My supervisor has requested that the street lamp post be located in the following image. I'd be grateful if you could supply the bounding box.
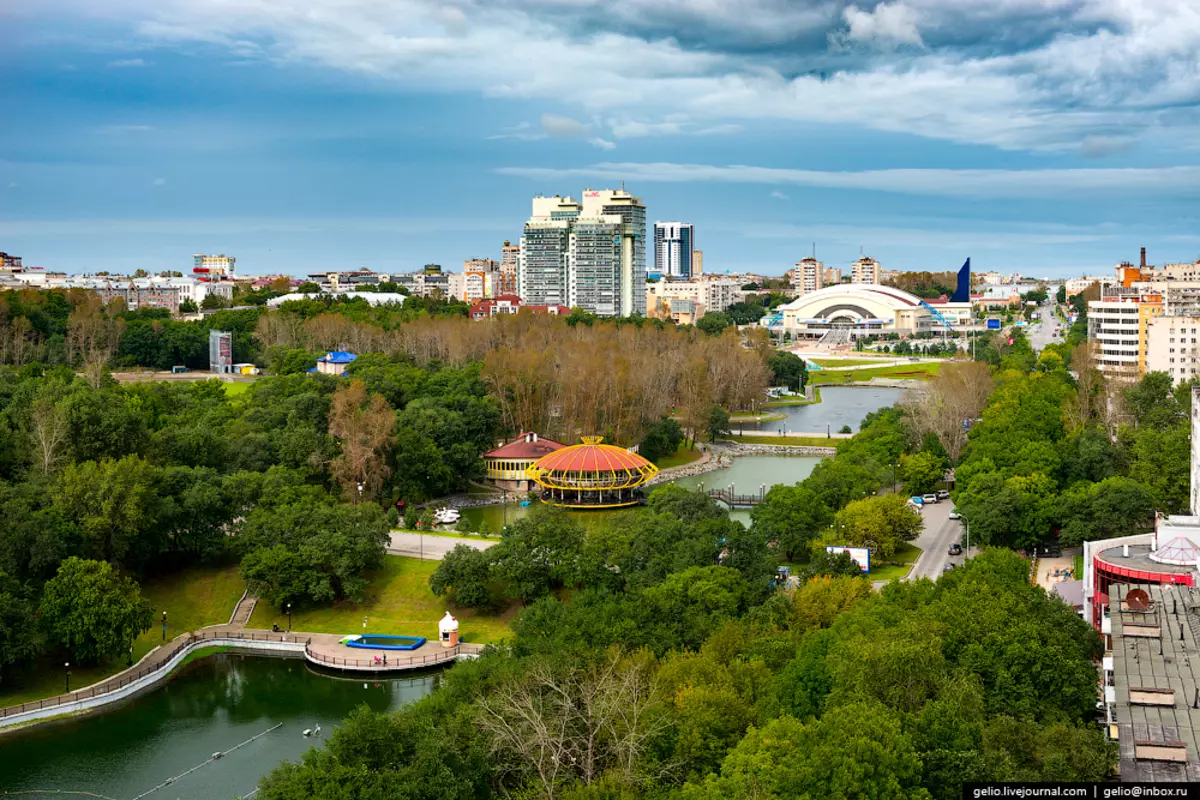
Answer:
[287,602,292,632]
[362,616,367,632]
[162,611,167,641]
[356,482,364,504]
[65,662,71,694]
[891,462,897,494]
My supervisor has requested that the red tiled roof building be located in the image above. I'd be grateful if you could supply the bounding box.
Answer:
[469,295,572,320]
[483,432,566,492]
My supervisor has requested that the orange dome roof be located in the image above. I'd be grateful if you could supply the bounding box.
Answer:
[530,436,655,474]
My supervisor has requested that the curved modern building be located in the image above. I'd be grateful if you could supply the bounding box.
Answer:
[526,436,659,509]
[770,283,972,336]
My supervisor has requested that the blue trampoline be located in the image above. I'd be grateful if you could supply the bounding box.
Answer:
[341,634,426,651]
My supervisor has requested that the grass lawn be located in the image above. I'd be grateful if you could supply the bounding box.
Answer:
[811,361,942,384]
[809,357,888,367]
[248,555,513,646]
[869,543,921,582]
[655,444,704,470]
[0,564,245,709]
[764,387,821,408]
[223,381,253,397]
[728,435,841,448]
[1074,554,1084,578]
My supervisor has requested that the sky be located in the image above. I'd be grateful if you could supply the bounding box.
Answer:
[2,1,1200,278]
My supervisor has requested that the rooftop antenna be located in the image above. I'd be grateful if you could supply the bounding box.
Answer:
[812,242,816,260]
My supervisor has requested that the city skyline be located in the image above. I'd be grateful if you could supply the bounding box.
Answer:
[4,2,1200,276]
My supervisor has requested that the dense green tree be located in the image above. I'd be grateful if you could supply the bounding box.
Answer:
[705,404,731,442]
[899,451,945,495]
[953,471,1056,550]
[38,557,154,664]
[829,494,921,557]
[1126,371,1183,430]
[239,502,389,606]
[1057,477,1156,547]
[766,350,807,392]
[750,484,832,560]
[489,507,585,603]
[429,544,495,610]
[0,571,41,685]
[683,703,931,800]
[696,312,734,336]
[1129,424,1191,512]
[639,417,684,463]
[53,455,161,568]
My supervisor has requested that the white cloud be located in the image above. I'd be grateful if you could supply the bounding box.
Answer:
[841,2,924,48]
[31,0,1200,152]
[588,137,617,150]
[770,190,789,199]
[7,182,16,189]
[107,57,148,67]
[152,177,167,185]
[488,121,545,141]
[496,161,1200,199]
[540,114,588,137]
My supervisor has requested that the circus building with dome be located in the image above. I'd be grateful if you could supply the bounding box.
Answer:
[525,436,659,509]
[1082,386,1200,633]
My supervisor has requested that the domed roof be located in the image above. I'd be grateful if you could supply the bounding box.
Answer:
[530,436,656,474]
[1149,536,1200,566]
[439,611,459,633]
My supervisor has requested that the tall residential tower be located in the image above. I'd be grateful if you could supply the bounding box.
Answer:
[653,222,694,279]
[518,189,646,317]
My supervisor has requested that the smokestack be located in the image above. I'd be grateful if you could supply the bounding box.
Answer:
[1141,247,1147,269]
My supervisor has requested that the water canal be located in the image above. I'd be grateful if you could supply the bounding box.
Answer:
[0,654,438,799]
[737,386,903,433]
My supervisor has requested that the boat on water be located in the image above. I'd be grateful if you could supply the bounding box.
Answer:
[433,507,461,525]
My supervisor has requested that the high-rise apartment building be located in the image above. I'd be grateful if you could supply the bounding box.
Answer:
[790,257,824,296]
[851,256,881,284]
[1146,315,1200,383]
[653,222,694,278]
[462,258,500,303]
[499,240,520,295]
[823,267,843,285]
[693,250,704,276]
[518,189,646,317]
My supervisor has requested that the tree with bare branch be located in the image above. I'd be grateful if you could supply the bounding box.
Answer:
[901,361,994,462]
[328,380,396,502]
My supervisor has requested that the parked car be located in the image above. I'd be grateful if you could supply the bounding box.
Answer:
[943,563,956,572]
[949,509,961,520]
[948,543,963,555]
[936,489,950,500]
[922,493,938,504]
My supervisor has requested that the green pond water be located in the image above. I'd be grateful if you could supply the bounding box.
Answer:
[0,654,438,799]
[460,454,823,531]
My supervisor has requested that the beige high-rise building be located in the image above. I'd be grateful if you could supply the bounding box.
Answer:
[500,241,520,295]
[790,257,824,296]
[823,267,842,284]
[1146,314,1200,384]
[852,256,881,284]
[692,250,703,276]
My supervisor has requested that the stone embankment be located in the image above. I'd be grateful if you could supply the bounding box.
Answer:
[711,441,837,457]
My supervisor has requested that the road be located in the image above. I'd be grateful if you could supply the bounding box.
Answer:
[905,498,976,581]
[387,531,497,560]
[1027,302,1063,352]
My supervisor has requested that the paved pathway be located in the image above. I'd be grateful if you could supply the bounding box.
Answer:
[388,531,498,560]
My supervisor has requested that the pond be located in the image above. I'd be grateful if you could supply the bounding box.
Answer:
[459,454,824,531]
[737,386,904,433]
[0,654,438,799]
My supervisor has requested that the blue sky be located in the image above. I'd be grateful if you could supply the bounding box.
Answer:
[3,0,1200,278]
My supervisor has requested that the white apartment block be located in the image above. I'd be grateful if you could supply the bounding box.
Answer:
[1146,316,1200,384]
[518,190,646,316]
[193,254,236,279]
[646,277,740,320]
[1088,299,1142,378]
[790,257,823,296]
[653,221,694,278]
[851,256,880,284]
[1065,275,1115,294]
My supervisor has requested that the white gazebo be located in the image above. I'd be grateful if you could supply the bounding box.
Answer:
[438,611,460,648]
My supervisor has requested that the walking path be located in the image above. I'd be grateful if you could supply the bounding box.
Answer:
[387,530,498,559]
[2,612,484,729]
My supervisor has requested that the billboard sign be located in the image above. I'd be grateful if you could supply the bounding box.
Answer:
[986,318,1002,330]
[826,545,871,573]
